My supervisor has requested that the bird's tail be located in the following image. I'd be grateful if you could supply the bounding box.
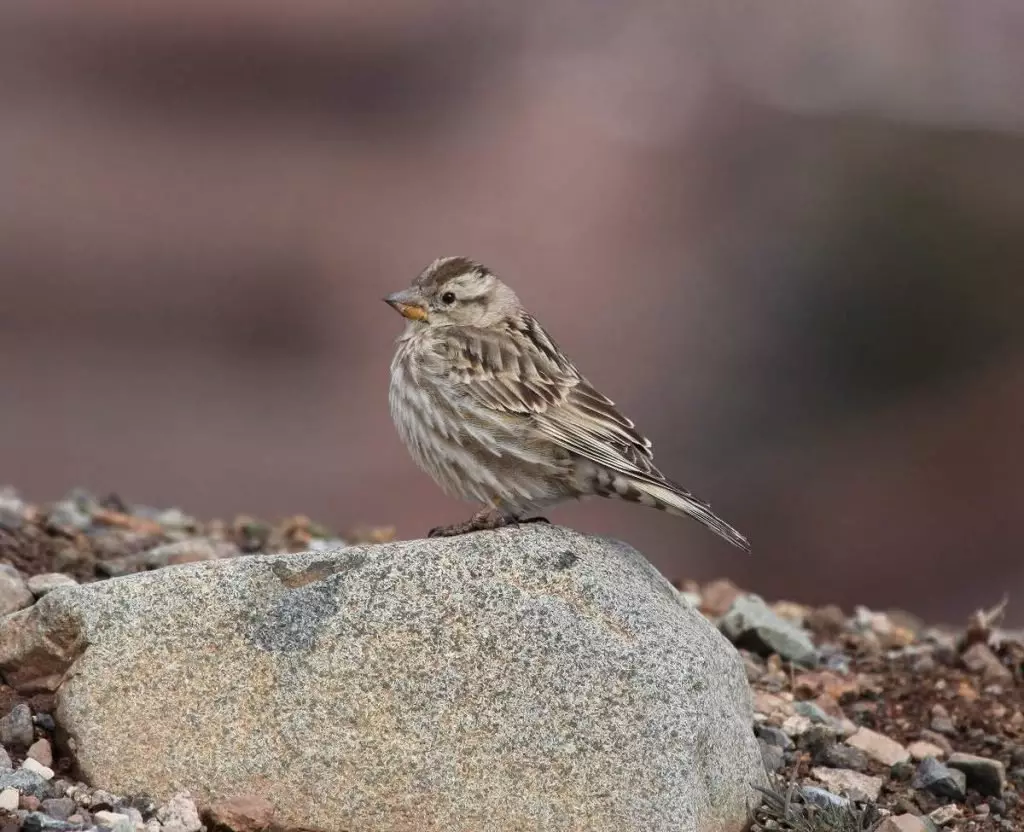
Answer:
[613,475,751,552]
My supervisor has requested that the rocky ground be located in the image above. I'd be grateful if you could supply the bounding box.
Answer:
[674,584,1022,831]
[0,486,1020,831]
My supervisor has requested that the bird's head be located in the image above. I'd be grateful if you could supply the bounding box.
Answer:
[384,256,521,329]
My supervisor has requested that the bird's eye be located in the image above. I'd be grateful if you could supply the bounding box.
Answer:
[441,291,456,305]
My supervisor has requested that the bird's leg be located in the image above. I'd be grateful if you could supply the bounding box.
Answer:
[427,506,516,538]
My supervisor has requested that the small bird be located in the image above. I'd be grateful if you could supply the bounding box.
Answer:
[385,256,750,551]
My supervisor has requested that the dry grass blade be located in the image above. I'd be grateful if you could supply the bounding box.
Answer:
[750,775,881,832]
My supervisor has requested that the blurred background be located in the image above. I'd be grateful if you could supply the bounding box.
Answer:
[2,1,1023,624]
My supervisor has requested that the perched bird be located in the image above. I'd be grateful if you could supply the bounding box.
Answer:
[385,256,750,551]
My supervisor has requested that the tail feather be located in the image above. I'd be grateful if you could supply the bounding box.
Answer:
[604,473,751,552]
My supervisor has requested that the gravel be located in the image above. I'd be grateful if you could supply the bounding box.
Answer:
[912,755,967,800]
[0,486,1021,831]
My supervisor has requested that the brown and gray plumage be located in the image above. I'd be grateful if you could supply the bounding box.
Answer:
[385,256,750,550]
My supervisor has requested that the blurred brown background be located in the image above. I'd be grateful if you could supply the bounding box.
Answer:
[2,1,1023,624]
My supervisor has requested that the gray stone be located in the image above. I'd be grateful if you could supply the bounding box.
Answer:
[0,769,49,799]
[754,724,794,751]
[801,786,850,810]
[813,742,869,772]
[912,756,967,801]
[929,704,956,736]
[154,509,196,530]
[0,489,26,532]
[0,704,34,750]
[25,575,78,599]
[94,810,133,832]
[0,746,11,772]
[20,812,83,832]
[0,525,765,832]
[719,594,819,666]
[41,798,77,821]
[947,752,1006,797]
[758,739,785,772]
[0,566,33,617]
[794,701,833,725]
[44,502,92,534]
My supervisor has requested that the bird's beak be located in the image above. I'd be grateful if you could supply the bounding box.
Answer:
[384,290,428,322]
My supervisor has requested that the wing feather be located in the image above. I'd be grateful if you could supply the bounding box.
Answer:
[439,316,662,485]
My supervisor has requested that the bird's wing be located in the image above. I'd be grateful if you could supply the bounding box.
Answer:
[439,316,661,483]
[439,317,751,551]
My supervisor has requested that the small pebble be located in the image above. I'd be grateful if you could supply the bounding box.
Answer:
[89,789,119,809]
[21,811,82,832]
[157,792,201,832]
[122,806,145,828]
[912,756,967,801]
[758,740,785,772]
[813,742,869,772]
[25,574,78,598]
[801,785,850,809]
[20,758,53,781]
[810,766,883,801]
[94,810,132,830]
[919,729,954,756]
[929,804,962,826]
[793,700,833,724]
[0,565,33,616]
[845,726,910,766]
[206,794,276,832]
[947,751,1006,797]
[26,739,52,768]
[908,740,946,761]
[0,787,17,811]
[0,704,34,750]
[40,798,76,821]
[875,815,931,832]
[781,715,813,738]
[930,704,957,736]
[987,796,1007,816]
[754,724,793,750]
[961,642,1013,683]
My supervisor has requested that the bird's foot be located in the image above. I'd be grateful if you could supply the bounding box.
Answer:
[428,508,515,538]
[519,516,551,525]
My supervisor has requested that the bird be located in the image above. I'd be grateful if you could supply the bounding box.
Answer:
[384,256,750,551]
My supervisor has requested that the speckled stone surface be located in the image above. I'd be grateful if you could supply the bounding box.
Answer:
[0,524,765,832]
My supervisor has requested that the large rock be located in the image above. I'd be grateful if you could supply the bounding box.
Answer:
[0,525,764,832]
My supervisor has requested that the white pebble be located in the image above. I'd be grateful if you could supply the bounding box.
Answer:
[21,756,54,779]
[157,792,201,832]
[0,787,18,811]
[781,714,813,737]
[95,810,132,830]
